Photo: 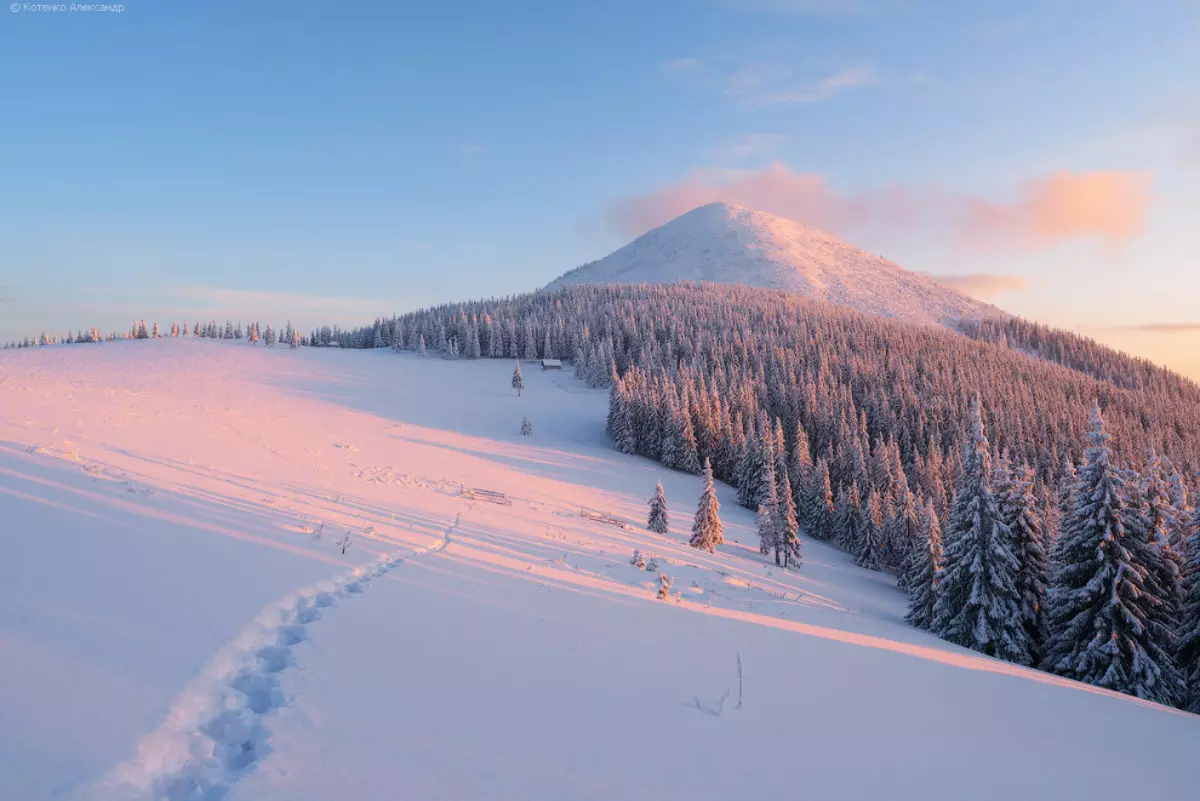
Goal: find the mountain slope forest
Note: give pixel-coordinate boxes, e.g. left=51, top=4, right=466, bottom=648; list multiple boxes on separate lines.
left=349, top=282, right=1200, bottom=481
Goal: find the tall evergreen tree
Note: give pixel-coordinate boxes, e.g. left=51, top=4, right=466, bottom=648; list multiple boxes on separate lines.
left=856, top=488, right=884, bottom=571
left=756, top=467, right=780, bottom=556
left=689, top=458, right=723, bottom=552
left=834, top=483, right=862, bottom=554
left=933, top=396, right=1030, bottom=665
left=994, top=454, right=1049, bottom=662
left=1178, top=506, right=1200, bottom=712
left=1042, top=402, right=1183, bottom=704
left=648, top=481, right=669, bottom=534
left=776, top=466, right=802, bottom=568
left=805, top=458, right=835, bottom=540
left=905, top=497, right=943, bottom=631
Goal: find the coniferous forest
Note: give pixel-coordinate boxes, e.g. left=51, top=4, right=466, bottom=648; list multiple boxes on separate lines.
left=9, top=280, right=1200, bottom=708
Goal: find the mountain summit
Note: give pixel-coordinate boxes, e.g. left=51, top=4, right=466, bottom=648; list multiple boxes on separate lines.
left=547, top=202, right=1006, bottom=327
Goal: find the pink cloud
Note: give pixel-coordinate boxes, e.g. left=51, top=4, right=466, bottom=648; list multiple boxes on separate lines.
left=963, top=170, right=1152, bottom=248
left=606, top=163, right=1153, bottom=251
left=606, top=162, right=928, bottom=238
left=924, top=273, right=1027, bottom=300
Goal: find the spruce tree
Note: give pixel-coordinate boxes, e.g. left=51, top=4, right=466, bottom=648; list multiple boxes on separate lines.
left=933, top=396, right=1030, bottom=664
left=520, top=416, right=533, bottom=436
left=1137, top=449, right=1186, bottom=628
left=689, top=458, right=723, bottom=552
left=756, top=468, right=779, bottom=556
left=1178, top=506, right=1200, bottom=712
left=511, top=361, right=524, bottom=397
left=805, top=458, right=835, bottom=540
left=648, top=481, right=669, bottom=534
left=1042, top=402, right=1183, bottom=704
left=835, top=483, right=862, bottom=554
left=776, top=466, right=801, bottom=568
left=994, top=454, right=1049, bottom=662
left=905, top=497, right=943, bottom=631
left=856, top=489, right=884, bottom=571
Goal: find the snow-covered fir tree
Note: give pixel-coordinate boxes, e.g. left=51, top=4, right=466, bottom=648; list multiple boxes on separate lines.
left=994, top=452, right=1049, bottom=661
left=689, top=458, right=723, bottom=552
left=834, top=483, right=862, bottom=553
left=648, top=481, right=669, bottom=534
left=1042, top=402, right=1184, bottom=704
left=248, top=322, right=259, bottom=344
left=933, top=395, right=1030, bottom=665
left=1137, top=448, right=1186, bottom=628
left=775, top=466, right=801, bottom=568
left=756, top=470, right=779, bottom=556
left=856, top=488, right=884, bottom=571
left=520, top=416, right=532, bottom=436
left=511, top=360, right=524, bottom=397
left=804, top=457, right=835, bottom=540
left=904, top=497, right=943, bottom=631
left=1179, top=506, right=1200, bottom=712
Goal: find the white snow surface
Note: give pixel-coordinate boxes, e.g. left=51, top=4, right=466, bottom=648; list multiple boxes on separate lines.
left=547, top=202, right=1008, bottom=327
left=1, top=338, right=1196, bottom=801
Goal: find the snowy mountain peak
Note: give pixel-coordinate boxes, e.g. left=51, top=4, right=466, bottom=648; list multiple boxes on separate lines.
left=548, top=203, right=1008, bottom=328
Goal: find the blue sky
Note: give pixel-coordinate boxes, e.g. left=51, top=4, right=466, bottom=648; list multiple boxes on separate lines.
left=2, top=1, right=1199, bottom=374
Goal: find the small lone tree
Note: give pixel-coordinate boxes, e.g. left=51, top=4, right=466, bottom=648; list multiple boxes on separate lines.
left=689, top=458, right=723, bottom=552
left=512, top=360, right=524, bottom=397
left=520, top=416, right=533, bottom=436
left=648, top=481, right=669, bottom=534
left=658, top=573, right=671, bottom=600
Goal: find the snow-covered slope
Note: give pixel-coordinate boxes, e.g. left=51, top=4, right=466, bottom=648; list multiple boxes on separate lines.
left=1, top=340, right=1196, bottom=801
left=548, top=202, right=1007, bottom=327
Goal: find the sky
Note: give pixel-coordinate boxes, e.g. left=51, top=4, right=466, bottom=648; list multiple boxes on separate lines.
left=2, top=1, right=1199, bottom=376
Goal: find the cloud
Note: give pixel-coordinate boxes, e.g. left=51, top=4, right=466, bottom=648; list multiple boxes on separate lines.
left=925, top=273, right=1027, bottom=300
left=962, top=170, right=1153, bottom=248
left=607, top=162, right=935, bottom=238
left=703, top=0, right=879, bottom=14
left=725, top=63, right=876, bottom=108
left=1121, top=322, right=1200, bottom=334
left=460, top=143, right=485, bottom=159
left=710, top=133, right=786, bottom=161
left=605, top=163, right=1154, bottom=252
left=663, top=57, right=700, bottom=72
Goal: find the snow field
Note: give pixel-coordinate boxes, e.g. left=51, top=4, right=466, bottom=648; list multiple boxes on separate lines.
left=0, top=338, right=1195, bottom=801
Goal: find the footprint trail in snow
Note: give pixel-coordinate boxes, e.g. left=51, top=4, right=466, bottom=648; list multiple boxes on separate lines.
left=87, top=507, right=468, bottom=801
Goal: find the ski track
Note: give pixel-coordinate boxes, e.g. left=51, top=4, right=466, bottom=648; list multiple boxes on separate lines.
left=87, top=505, right=470, bottom=801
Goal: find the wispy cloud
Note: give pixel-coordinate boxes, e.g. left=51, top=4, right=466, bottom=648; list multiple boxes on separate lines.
left=709, top=133, right=786, bottom=162
left=925, top=273, right=1027, bottom=300
left=460, top=143, right=485, bottom=159
left=1120, top=322, right=1200, bottom=333
left=605, top=162, right=1154, bottom=252
left=725, top=63, right=876, bottom=108
left=663, top=57, right=701, bottom=72
left=702, top=0, right=880, bottom=14
left=664, top=53, right=876, bottom=109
